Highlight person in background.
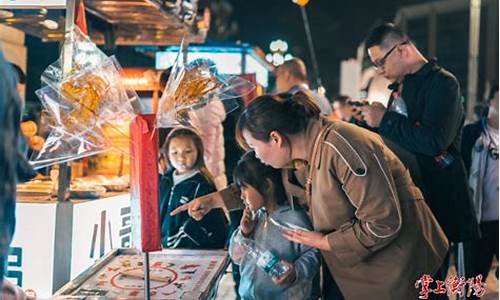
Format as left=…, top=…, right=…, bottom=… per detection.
left=275, top=58, right=332, bottom=115
left=172, top=92, right=448, bottom=300
left=7, top=63, right=37, bottom=181
left=462, top=84, right=499, bottom=289
left=359, top=24, right=479, bottom=290
left=159, top=68, right=228, bottom=190
left=331, top=94, right=369, bottom=128
left=229, top=151, right=320, bottom=300
left=159, top=127, right=227, bottom=249
left=0, top=51, right=31, bottom=299
left=331, top=95, right=353, bottom=121
left=8, top=63, right=26, bottom=105
left=220, top=97, right=246, bottom=297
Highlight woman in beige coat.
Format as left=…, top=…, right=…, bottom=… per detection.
left=173, top=92, right=448, bottom=299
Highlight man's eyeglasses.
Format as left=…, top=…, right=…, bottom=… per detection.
left=373, top=40, right=409, bottom=69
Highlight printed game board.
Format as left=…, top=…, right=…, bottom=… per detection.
left=54, top=248, right=228, bottom=300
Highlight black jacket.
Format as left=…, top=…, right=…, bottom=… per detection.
left=378, top=60, right=479, bottom=242
left=159, top=170, right=227, bottom=249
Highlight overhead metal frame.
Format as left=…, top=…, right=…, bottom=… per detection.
left=0, top=0, right=207, bottom=45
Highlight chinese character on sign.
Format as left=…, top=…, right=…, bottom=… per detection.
left=119, top=206, right=132, bottom=247
left=6, top=247, right=23, bottom=287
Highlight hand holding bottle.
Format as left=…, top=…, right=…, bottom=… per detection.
left=272, top=260, right=296, bottom=285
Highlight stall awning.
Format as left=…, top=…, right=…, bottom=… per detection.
left=0, top=0, right=207, bottom=45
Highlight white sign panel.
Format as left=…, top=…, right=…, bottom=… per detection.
left=156, top=51, right=270, bottom=88
left=7, top=202, right=58, bottom=299
left=70, top=194, right=132, bottom=279
left=340, top=58, right=362, bottom=99
left=0, top=0, right=66, bottom=8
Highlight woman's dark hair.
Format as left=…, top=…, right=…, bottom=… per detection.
left=160, top=127, right=213, bottom=184
left=236, top=91, right=321, bottom=148
left=233, top=151, right=288, bottom=206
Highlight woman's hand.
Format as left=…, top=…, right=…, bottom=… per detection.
left=240, top=207, right=256, bottom=237
left=282, top=229, right=332, bottom=251
left=170, top=191, right=224, bottom=220
left=272, top=260, right=296, bottom=285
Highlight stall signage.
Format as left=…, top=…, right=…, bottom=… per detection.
left=6, top=203, right=58, bottom=299
left=70, top=194, right=131, bottom=279
left=0, top=0, right=66, bottom=8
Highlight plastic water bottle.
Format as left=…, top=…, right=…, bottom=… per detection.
left=240, top=237, right=290, bottom=278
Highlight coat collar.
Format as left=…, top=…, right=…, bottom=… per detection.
left=387, top=58, right=438, bottom=91
left=304, top=117, right=329, bottom=164
left=286, top=118, right=324, bottom=170
left=405, top=58, right=438, bottom=80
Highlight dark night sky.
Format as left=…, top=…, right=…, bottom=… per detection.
left=224, top=0, right=437, bottom=96
left=23, top=0, right=437, bottom=105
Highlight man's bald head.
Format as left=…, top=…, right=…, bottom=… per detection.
left=277, top=58, right=308, bottom=81
left=275, top=58, right=308, bottom=92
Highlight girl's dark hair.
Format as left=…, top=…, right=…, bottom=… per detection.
left=236, top=91, right=321, bottom=148
left=161, top=127, right=214, bottom=184
left=233, top=151, right=288, bottom=206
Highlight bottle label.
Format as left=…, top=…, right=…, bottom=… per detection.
left=257, top=251, right=279, bottom=273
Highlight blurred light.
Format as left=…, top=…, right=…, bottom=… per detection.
left=123, top=77, right=150, bottom=87
left=270, top=41, right=278, bottom=52
left=292, top=0, right=310, bottom=6
left=41, top=19, right=59, bottom=30
left=0, top=10, right=14, bottom=18
left=317, top=85, right=326, bottom=97
left=273, top=53, right=284, bottom=66
left=284, top=53, right=293, bottom=61
left=46, top=33, right=64, bottom=39
left=277, top=40, right=288, bottom=52
left=270, top=39, right=288, bottom=53
left=265, top=53, right=273, bottom=63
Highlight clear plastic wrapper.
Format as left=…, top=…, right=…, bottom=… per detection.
left=41, top=27, right=109, bottom=90
left=157, top=45, right=255, bottom=127
left=30, top=27, right=137, bottom=169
